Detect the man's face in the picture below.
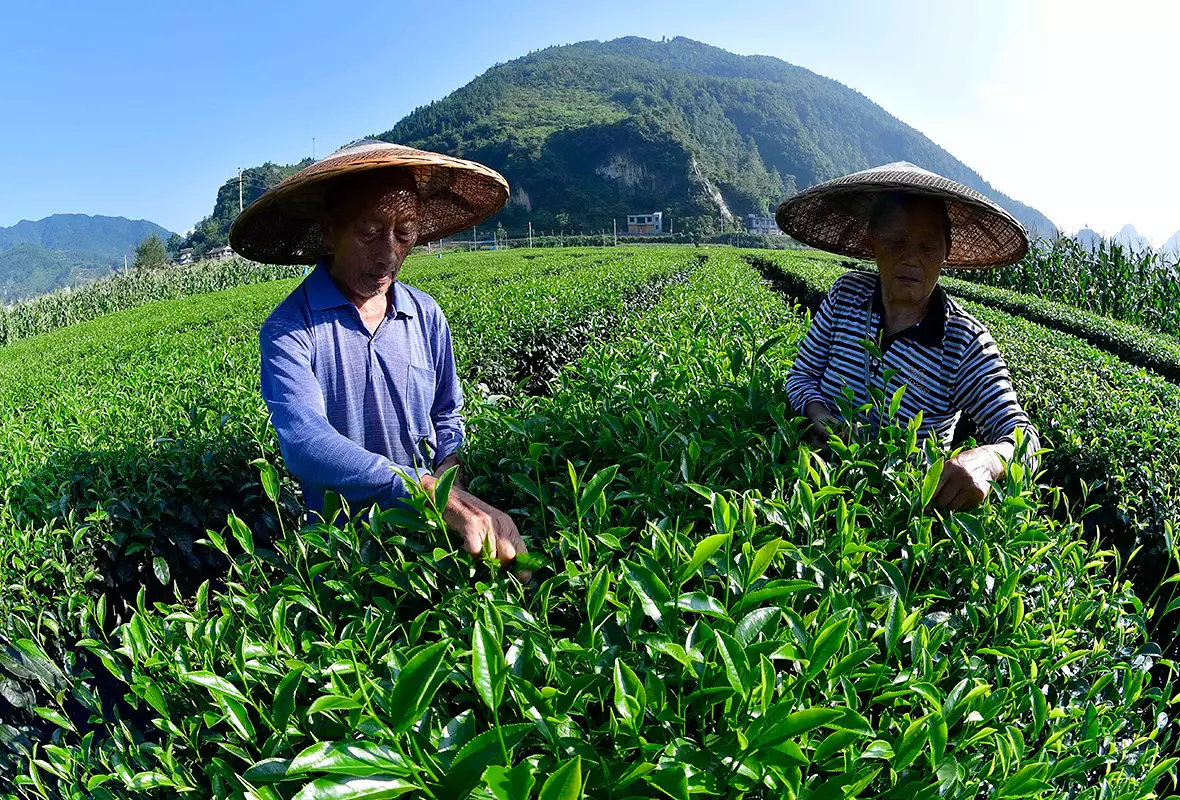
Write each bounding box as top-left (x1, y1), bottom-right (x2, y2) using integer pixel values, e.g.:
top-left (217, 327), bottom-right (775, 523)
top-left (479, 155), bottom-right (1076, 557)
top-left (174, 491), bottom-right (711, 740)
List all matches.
top-left (867, 200), bottom-right (948, 306)
top-left (322, 177), bottom-right (421, 300)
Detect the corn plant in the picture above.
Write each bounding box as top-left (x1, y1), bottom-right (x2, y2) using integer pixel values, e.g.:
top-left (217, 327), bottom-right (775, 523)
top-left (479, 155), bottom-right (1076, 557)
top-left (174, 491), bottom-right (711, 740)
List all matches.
top-left (957, 237), bottom-right (1180, 335)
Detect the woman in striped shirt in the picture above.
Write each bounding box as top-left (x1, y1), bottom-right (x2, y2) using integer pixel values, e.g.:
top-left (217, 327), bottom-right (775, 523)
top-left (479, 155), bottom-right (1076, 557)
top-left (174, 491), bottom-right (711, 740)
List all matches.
top-left (777, 163), bottom-right (1040, 511)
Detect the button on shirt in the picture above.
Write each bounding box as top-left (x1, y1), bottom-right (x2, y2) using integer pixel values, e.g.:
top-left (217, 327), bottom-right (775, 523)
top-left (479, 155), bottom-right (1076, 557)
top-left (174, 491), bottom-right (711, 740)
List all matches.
top-left (259, 261), bottom-right (464, 515)
top-left (784, 270), bottom-right (1039, 463)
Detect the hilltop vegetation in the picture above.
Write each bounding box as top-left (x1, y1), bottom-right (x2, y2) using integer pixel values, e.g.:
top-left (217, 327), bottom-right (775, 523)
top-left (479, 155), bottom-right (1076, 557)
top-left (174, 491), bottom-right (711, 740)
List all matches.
top-left (0, 247), bottom-right (1177, 797)
top-left (381, 37), bottom-right (1054, 238)
top-left (181, 161), bottom-right (313, 259)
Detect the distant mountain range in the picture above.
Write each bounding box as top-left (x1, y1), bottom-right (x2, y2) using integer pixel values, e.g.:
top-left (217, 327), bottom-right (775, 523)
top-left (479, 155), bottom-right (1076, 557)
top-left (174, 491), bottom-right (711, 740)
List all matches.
top-left (1161, 231), bottom-right (1180, 259)
top-left (1072, 223), bottom-right (1180, 259)
top-left (0, 214), bottom-right (173, 302)
top-left (183, 35), bottom-right (1058, 253)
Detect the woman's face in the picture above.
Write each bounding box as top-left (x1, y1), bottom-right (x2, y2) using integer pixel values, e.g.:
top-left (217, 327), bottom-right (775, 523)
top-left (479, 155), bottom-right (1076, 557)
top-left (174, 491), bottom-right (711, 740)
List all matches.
top-left (867, 201), bottom-right (948, 306)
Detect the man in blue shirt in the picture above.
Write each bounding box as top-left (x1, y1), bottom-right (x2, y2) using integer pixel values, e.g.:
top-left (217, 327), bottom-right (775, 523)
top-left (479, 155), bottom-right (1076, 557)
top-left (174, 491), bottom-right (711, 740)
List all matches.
top-left (231, 140), bottom-right (525, 571)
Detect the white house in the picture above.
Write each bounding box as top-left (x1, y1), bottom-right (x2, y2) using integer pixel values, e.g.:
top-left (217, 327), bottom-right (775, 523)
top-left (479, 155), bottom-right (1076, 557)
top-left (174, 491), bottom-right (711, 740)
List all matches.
top-left (746, 215), bottom-right (781, 236)
top-left (627, 212), bottom-right (663, 235)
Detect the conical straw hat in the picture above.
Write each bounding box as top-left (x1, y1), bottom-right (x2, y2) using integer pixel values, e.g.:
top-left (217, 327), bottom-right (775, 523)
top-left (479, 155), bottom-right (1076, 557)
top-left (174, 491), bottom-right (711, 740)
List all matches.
top-left (230, 139), bottom-right (509, 264)
top-left (775, 162), bottom-right (1029, 268)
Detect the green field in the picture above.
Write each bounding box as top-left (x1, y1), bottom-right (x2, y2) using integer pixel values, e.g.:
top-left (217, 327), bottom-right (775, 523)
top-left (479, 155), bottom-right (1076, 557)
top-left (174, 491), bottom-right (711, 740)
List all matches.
top-left (1, 247), bottom-right (1177, 798)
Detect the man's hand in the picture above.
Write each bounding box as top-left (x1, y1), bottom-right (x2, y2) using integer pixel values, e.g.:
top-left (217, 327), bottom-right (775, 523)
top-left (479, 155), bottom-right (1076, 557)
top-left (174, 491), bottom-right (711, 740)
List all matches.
top-left (931, 445), bottom-right (1007, 511)
top-left (420, 473), bottom-right (529, 580)
top-left (804, 400), bottom-right (845, 452)
top-left (433, 453), bottom-right (465, 490)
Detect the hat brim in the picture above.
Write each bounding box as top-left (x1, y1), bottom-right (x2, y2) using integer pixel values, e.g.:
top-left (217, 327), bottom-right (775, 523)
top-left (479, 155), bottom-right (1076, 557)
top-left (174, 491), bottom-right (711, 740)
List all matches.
top-left (775, 166), bottom-right (1029, 269)
top-left (229, 143), bottom-right (509, 265)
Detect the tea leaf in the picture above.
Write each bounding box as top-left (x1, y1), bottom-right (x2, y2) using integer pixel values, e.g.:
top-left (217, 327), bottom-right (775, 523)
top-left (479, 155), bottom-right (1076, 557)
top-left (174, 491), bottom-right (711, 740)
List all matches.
top-left (386, 640), bottom-right (451, 734)
top-left (613, 658), bottom-right (645, 727)
top-left (675, 591), bottom-right (728, 618)
top-left (577, 464), bottom-right (619, 518)
top-left (679, 533), bottom-right (729, 583)
top-left (715, 631), bottom-right (751, 695)
top-left (290, 742), bottom-right (410, 777)
top-left (621, 560), bottom-right (672, 625)
top-left (538, 756), bottom-right (582, 800)
top-left (484, 762), bottom-right (537, 800)
top-left (291, 776), bottom-right (416, 800)
top-left (182, 670), bottom-right (248, 704)
top-left (996, 763), bottom-right (1051, 799)
top-left (921, 458), bottom-right (945, 507)
top-left (473, 617), bottom-right (507, 711)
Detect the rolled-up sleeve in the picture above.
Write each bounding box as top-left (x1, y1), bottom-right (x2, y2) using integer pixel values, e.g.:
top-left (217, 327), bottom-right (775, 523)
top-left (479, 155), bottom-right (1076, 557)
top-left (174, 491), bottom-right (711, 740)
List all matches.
top-left (784, 278), bottom-right (841, 416)
top-left (260, 314), bottom-right (427, 511)
top-left (429, 313), bottom-right (465, 464)
top-left (952, 328), bottom-right (1041, 472)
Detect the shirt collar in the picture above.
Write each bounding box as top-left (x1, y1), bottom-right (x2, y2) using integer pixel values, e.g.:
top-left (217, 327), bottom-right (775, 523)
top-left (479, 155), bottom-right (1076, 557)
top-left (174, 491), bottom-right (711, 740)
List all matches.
top-left (305, 257), bottom-right (415, 318)
top-left (868, 275), bottom-right (946, 346)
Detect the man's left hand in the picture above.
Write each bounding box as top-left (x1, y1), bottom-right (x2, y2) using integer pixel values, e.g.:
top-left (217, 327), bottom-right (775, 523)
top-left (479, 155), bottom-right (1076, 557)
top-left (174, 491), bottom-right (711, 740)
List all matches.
top-left (931, 446), bottom-right (1005, 511)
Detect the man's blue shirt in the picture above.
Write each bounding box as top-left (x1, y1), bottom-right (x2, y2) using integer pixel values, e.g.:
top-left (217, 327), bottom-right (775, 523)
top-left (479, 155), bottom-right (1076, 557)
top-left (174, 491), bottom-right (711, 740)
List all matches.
top-left (259, 260), bottom-right (464, 515)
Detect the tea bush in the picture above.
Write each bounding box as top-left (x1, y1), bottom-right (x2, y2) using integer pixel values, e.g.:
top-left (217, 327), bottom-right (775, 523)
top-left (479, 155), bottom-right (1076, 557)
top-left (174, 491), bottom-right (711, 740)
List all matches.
top-left (937, 277), bottom-right (1180, 383)
top-left (0, 248), bottom-right (709, 790)
top-left (9, 253), bottom-right (1177, 798)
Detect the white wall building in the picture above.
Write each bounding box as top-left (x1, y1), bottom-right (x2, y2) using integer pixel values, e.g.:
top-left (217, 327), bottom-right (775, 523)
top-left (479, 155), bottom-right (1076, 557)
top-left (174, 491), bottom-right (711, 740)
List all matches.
top-left (746, 214), bottom-right (782, 236)
top-left (627, 212), bottom-right (663, 234)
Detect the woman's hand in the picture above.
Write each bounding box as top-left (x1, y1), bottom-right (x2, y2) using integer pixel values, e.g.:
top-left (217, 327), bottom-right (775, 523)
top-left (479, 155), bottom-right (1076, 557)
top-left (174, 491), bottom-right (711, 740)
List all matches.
top-left (931, 445), bottom-right (1007, 511)
top-left (804, 401), bottom-right (846, 452)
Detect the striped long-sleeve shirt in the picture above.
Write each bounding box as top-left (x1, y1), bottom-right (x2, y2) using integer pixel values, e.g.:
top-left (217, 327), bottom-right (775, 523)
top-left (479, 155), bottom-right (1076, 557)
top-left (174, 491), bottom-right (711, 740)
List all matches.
top-left (784, 270), bottom-right (1039, 464)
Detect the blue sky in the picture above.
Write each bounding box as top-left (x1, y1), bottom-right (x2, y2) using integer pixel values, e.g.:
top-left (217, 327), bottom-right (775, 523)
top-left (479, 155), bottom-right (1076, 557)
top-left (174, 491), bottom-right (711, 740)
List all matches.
top-left (3, 0), bottom-right (1177, 243)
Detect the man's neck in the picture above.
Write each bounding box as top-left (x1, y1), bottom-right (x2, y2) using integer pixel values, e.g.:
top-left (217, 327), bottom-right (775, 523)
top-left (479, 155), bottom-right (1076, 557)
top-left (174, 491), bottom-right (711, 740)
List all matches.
top-left (328, 268), bottom-right (390, 332)
top-left (352, 290), bottom-right (389, 315)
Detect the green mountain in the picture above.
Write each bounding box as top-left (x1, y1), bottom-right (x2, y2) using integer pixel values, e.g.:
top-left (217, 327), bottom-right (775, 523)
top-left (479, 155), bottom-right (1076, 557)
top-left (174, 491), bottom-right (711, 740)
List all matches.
top-left (192, 36), bottom-right (1055, 247)
top-left (0, 214), bottom-right (171, 255)
top-left (0, 214), bottom-right (174, 302)
top-left (378, 36), bottom-right (1056, 238)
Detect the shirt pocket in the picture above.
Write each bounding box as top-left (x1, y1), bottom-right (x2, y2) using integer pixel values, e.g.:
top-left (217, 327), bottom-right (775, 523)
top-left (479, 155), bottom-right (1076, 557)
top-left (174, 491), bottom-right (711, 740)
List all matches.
top-left (406, 363), bottom-right (436, 440)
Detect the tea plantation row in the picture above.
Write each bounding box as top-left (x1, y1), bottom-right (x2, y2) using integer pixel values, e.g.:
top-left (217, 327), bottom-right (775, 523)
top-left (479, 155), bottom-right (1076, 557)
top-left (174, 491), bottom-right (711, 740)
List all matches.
top-left (0, 248), bottom-right (1176, 798)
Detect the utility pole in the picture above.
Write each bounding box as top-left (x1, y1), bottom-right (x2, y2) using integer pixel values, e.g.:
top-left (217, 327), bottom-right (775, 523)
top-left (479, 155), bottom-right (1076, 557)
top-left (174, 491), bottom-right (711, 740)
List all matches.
top-left (238, 168), bottom-right (244, 213)
top-left (312, 137), bottom-right (316, 160)
top-left (472, 226), bottom-right (477, 251)
top-left (613, 218), bottom-right (617, 246)
top-left (528, 221), bottom-right (533, 248)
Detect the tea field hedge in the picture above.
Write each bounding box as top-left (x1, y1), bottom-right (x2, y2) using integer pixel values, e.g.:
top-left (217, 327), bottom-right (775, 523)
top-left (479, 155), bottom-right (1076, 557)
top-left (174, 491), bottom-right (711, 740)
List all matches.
top-left (1, 248), bottom-right (1178, 799)
top-left (0, 258), bottom-right (307, 347)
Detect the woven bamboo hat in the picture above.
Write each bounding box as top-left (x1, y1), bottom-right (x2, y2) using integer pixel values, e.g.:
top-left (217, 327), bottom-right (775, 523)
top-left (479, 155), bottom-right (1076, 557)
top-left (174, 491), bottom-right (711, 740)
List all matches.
top-left (775, 162), bottom-right (1028, 269)
top-left (229, 139), bottom-right (509, 264)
